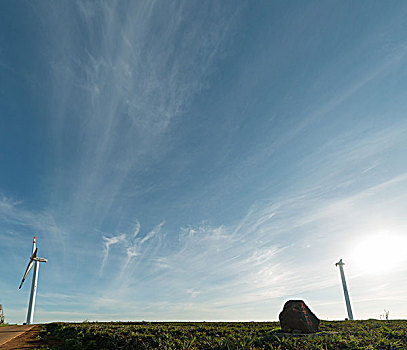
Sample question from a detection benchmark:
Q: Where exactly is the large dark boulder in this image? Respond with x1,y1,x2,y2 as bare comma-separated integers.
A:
279,300,320,333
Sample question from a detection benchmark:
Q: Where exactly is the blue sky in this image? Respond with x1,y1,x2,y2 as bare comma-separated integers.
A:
1,1,407,324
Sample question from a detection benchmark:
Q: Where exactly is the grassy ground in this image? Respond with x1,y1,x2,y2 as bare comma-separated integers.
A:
39,320,407,349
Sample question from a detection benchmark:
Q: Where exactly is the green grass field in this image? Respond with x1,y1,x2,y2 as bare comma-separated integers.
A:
40,320,407,349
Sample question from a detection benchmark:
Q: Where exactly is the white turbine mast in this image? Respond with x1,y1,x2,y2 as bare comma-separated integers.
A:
19,236,48,325
335,258,354,320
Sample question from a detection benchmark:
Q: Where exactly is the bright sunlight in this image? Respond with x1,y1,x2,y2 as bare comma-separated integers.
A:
349,233,407,275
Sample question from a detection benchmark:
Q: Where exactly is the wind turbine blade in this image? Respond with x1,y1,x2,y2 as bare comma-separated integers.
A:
19,260,34,289
31,247,38,260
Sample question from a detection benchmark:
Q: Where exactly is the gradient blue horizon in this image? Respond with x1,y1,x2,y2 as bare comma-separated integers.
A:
1,1,407,324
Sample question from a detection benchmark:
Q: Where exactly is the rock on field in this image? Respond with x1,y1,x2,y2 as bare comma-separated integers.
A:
279,300,320,333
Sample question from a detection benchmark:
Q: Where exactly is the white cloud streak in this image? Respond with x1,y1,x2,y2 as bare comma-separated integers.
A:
100,233,126,274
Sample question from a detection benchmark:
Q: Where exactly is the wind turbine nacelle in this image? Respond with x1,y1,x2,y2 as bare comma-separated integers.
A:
335,259,345,267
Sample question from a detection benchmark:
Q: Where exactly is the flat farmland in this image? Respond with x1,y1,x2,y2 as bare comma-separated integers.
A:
38,319,407,349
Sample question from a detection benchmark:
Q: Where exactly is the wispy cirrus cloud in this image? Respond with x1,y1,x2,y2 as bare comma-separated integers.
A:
99,220,165,276
92,119,407,320
100,233,126,274
0,195,61,245
43,1,244,232
4,0,407,324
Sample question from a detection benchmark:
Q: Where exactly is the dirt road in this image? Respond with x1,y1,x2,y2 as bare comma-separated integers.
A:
0,325,34,348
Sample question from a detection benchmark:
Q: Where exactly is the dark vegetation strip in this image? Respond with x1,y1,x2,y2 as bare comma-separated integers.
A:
40,320,407,350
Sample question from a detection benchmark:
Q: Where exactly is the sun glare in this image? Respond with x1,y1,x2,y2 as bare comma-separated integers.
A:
349,233,407,275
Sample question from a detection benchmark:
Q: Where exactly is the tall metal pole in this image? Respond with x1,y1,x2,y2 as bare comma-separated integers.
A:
335,259,354,320
26,237,38,325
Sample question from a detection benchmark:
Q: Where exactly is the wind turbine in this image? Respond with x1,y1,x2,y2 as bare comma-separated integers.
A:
335,259,354,320
19,236,48,325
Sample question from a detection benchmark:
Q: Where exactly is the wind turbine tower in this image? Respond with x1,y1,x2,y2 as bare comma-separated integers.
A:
335,259,353,320
19,236,48,324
